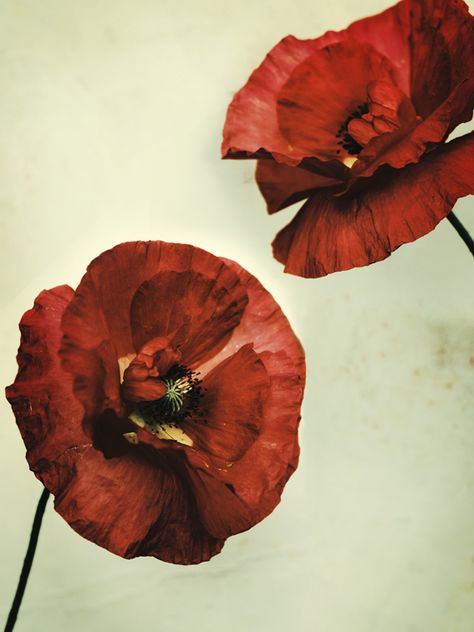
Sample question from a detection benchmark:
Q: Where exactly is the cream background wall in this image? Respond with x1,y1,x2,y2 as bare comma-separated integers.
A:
0,1,473,630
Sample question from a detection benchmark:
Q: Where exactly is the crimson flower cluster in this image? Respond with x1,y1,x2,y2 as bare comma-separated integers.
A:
222,0,474,277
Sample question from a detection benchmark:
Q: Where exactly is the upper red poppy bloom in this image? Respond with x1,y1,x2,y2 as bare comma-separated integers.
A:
222,0,474,277
6,242,305,564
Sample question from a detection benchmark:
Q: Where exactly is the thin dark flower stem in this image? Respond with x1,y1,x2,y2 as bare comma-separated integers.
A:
3,488,50,632
447,212,474,258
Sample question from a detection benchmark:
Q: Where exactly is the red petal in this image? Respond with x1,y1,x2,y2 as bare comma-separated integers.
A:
5,286,89,495
183,344,270,467
256,159,344,213
121,374,167,403
277,41,395,160
409,0,474,119
188,261,305,523
222,35,325,164
367,80,416,126
353,77,474,180
347,119,379,146
60,242,248,416
222,0,411,163
130,268,247,368
273,132,474,277
185,466,257,540
54,447,225,564
345,0,410,94
121,338,171,403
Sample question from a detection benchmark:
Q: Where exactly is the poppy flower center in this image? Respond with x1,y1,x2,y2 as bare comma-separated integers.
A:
137,365,204,424
336,103,369,156
126,365,205,445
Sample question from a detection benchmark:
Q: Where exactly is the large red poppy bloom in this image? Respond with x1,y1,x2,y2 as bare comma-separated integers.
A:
222,0,474,277
6,242,305,564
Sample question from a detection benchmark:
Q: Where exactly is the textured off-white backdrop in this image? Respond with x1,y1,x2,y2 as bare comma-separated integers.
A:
1,1,473,630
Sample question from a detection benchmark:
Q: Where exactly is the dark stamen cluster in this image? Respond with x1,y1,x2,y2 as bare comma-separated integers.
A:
136,364,207,427
336,102,369,155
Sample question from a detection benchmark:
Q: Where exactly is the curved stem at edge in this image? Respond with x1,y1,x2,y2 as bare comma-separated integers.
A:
447,212,474,258
3,488,50,632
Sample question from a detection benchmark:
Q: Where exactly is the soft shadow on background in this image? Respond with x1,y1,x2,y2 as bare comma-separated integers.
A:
1,1,473,630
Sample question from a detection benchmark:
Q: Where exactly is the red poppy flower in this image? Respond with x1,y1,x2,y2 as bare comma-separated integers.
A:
222,0,474,277
6,242,305,564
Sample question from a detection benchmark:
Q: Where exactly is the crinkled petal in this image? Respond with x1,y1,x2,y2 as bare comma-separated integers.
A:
54,446,225,564
188,261,305,524
222,35,325,164
130,269,247,367
222,0,411,163
273,132,474,277
352,77,474,181
5,286,89,495
345,0,473,108
350,80,418,146
256,159,343,213
186,466,257,540
60,242,248,417
345,0,411,93
182,344,270,467
409,0,474,119
277,41,396,161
